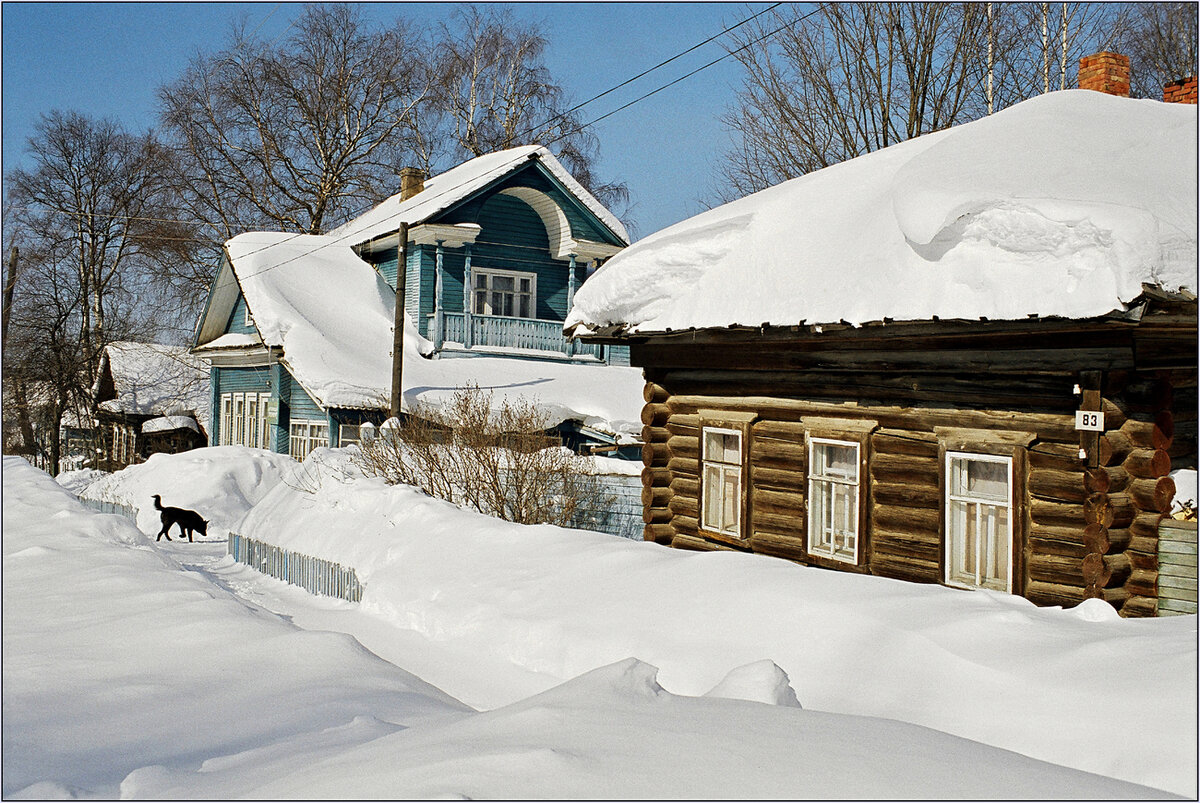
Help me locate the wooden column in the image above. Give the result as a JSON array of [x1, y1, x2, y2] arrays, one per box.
[[641, 380, 674, 544], [433, 240, 445, 351], [462, 243, 473, 349], [566, 253, 578, 358]]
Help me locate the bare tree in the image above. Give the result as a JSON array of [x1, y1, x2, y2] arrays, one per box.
[[1112, 2, 1198, 97], [716, 2, 1132, 198], [159, 5, 434, 239], [435, 6, 629, 214]]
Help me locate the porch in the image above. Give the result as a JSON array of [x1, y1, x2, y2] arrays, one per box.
[[429, 311, 607, 361]]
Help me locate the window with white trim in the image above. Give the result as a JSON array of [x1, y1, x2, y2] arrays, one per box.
[[289, 420, 329, 461], [807, 439, 861, 563], [701, 427, 743, 538], [473, 268, 536, 318], [945, 452, 1013, 592], [219, 392, 270, 449], [338, 424, 362, 447]]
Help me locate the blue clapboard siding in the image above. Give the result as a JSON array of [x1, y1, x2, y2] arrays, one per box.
[[212, 366, 272, 444], [224, 294, 257, 335], [285, 374, 324, 422]]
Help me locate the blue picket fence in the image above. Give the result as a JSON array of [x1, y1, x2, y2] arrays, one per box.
[[79, 497, 137, 520], [227, 533, 363, 603]]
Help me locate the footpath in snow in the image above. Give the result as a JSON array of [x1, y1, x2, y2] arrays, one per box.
[[5, 450, 1195, 798]]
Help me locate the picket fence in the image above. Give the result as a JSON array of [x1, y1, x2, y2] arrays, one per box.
[[227, 533, 364, 603], [79, 497, 137, 519]]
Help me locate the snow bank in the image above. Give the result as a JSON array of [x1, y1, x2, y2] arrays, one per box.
[[240, 456, 1197, 796], [225, 232, 643, 435], [79, 446, 297, 537], [2, 457, 468, 799], [568, 91, 1197, 333]]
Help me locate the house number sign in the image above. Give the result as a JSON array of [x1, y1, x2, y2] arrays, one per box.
[[1075, 410, 1105, 431]]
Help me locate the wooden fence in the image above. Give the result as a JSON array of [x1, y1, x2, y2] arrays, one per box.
[[79, 497, 137, 519], [571, 473, 643, 539], [227, 534, 364, 603], [1158, 519, 1198, 616]]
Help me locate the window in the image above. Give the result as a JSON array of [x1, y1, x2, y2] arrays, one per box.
[[701, 427, 743, 537], [807, 439, 861, 563], [338, 424, 361, 447], [945, 453, 1013, 592], [473, 268, 536, 318], [220, 392, 270, 449], [289, 420, 329, 461]]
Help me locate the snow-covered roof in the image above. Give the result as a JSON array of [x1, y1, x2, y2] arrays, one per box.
[[142, 415, 201, 435], [219, 232, 643, 434], [327, 145, 629, 247], [96, 342, 210, 431], [567, 91, 1197, 336]]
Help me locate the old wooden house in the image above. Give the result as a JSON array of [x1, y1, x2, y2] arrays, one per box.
[[191, 146, 636, 459], [91, 342, 211, 471], [567, 66, 1197, 616]]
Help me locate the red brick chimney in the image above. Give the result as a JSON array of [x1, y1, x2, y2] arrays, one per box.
[[1163, 76, 1198, 104], [1078, 52, 1131, 97], [399, 167, 426, 201]]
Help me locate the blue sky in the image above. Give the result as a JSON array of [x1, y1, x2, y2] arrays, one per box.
[[2, 2, 779, 239]]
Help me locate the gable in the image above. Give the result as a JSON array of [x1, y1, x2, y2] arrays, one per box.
[[224, 294, 258, 336]]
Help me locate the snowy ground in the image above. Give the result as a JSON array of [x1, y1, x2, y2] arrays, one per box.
[[4, 450, 1196, 799]]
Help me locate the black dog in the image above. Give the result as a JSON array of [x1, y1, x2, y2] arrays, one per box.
[[152, 495, 208, 542]]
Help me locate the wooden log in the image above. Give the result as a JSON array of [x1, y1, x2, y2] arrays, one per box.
[[1031, 498, 1088, 528], [1100, 397, 1128, 430], [1121, 412, 1173, 451], [872, 503, 939, 534], [641, 403, 670, 427], [1127, 549, 1158, 571], [1029, 442, 1086, 471], [1106, 493, 1136, 529], [1116, 378, 1172, 411], [1082, 553, 1112, 587], [752, 419, 807, 441], [871, 482, 941, 508], [1130, 511, 1165, 540], [642, 442, 670, 467], [643, 506, 672, 524], [1082, 523, 1109, 555], [748, 530, 809, 561], [643, 382, 669, 404], [1028, 468, 1088, 503], [1097, 430, 1134, 467], [1085, 465, 1130, 494], [749, 465, 806, 492], [643, 523, 674, 544], [753, 509, 803, 535], [667, 413, 700, 431], [870, 453, 939, 485], [752, 487, 806, 516], [750, 438, 807, 465], [671, 532, 729, 552], [871, 429, 939, 458], [1124, 569, 1158, 598], [667, 456, 697, 477], [1028, 552, 1087, 585], [1103, 552, 1133, 585], [642, 466, 671, 488], [1025, 580, 1087, 607], [667, 435, 699, 460], [1031, 525, 1089, 558], [671, 514, 700, 536], [642, 426, 671, 444], [869, 553, 939, 583], [1119, 595, 1157, 618], [1122, 449, 1171, 479], [1104, 527, 1132, 553], [1129, 476, 1175, 514], [668, 494, 698, 519], [642, 486, 672, 508], [1101, 585, 1130, 609], [669, 475, 699, 498], [872, 530, 940, 562]]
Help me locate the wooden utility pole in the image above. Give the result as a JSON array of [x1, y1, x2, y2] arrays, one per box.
[[2, 245, 18, 355], [390, 223, 409, 418]]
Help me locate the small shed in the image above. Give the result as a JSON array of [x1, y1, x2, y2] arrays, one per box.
[[566, 87, 1197, 616]]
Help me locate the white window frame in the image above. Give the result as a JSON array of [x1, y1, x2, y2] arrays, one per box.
[[807, 438, 861, 564], [472, 267, 537, 319], [337, 424, 362, 447], [289, 419, 329, 461], [700, 426, 744, 539], [944, 451, 1014, 592], [220, 391, 270, 449]]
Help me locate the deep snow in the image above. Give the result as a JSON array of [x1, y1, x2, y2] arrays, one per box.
[[15, 447, 1193, 799]]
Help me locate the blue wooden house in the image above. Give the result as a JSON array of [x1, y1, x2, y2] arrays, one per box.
[[191, 146, 638, 460]]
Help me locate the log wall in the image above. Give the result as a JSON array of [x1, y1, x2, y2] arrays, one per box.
[[637, 364, 1190, 617]]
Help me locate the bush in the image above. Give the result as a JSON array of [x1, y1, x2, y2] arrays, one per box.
[[353, 385, 612, 527]]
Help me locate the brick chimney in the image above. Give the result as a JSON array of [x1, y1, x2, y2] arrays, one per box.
[[1163, 76, 1198, 104], [1078, 52, 1130, 97], [399, 167, 426, 201]]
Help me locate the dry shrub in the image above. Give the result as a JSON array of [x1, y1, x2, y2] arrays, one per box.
[[353, 385, 612, 527]]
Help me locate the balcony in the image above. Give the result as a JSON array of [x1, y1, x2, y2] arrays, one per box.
[[429, 311, 607, 361]]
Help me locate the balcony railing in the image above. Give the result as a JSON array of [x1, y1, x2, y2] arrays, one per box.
[[430, 311, 605, 360]]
